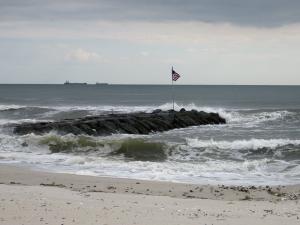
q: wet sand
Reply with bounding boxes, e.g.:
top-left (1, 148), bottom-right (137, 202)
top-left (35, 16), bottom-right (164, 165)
top-left (0, 164), bottom-right (300, 225)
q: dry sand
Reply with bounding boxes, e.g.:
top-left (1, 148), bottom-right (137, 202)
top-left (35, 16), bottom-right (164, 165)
top-left (0, 164), bottom-right (300, 225)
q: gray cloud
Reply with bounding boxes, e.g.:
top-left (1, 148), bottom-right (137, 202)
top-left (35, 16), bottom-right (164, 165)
top-left (0, 0), bottom-right (300, 27)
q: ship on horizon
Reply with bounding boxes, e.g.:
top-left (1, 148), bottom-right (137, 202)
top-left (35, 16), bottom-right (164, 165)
top-left (64, 81), bottom-right (109, 85)
top-left (95, 82), bottom-right (109, 85)
top-left (64, 80), bottom-right (87, 85)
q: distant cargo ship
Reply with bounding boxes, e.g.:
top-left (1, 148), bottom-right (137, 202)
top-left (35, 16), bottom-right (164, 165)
top-left (64, 81), bottom-right (87, 85)
top-left (95, 82), bottom-right (109, 85)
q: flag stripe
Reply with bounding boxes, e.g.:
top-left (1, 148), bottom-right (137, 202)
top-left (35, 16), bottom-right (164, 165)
top-left (172, 69), bottom-right (181, 81)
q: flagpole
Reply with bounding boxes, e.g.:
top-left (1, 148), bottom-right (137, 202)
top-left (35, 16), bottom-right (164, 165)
top-left (172, 66), bottom-right (174, 111)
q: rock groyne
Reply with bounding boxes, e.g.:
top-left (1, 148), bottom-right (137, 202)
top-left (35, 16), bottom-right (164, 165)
top-left (14, 109), bottom-right (226, 136)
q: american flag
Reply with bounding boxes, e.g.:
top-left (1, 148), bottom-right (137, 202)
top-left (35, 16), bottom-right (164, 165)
top-left (172, 69), bottom-right (181, 81)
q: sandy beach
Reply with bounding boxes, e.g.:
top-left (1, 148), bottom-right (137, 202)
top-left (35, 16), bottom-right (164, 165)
top-left (1, 0), bottom-right (300, 224)
top-left (0, 164), bottom-right (299, 225)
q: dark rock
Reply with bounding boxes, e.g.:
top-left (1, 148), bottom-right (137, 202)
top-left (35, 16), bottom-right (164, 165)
top-left (13, 110), bottom-right (226, 136)
top-left (21, 142), bottom-right (28, 147)
top-left (152, 109), bottom-right (162, 114)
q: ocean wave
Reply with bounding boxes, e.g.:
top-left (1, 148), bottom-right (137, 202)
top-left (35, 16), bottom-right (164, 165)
top-left (36, 135), bottom-right (167, 162)
top-left (157, 102), bottom-right (234, 120)
top-left (33, 157), bottom-right (300, 185)
top-left (1, 133), bottom-right (300, 185)
top-left (156, 102), bottom-right (296, 125)
top-left (229, 110), bottom-right (295, 126)
top-left (0, 102), bottom-right (231, 116)
top-left (0, 104), bottom-right (26, 111)
top-left (0, 104), bottom-right (158, 121)
top-left (186, 138), bottom-right (300, 150)
top-left (0, 133), bottom-right (168, 162)
top-left (0, 102), bottom-right (296, 126)
top-left (2, 150), bottom-right (298, 185)
top-left (0, 118), bottom-right (52, 126)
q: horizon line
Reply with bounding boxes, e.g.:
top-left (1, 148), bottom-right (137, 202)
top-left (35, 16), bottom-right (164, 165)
top-left (0, 83), bottom-right (300, 86)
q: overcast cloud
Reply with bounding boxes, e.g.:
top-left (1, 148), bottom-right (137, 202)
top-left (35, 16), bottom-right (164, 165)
top-left (0, 1), bottom-right (300, 84)
top-left (1, 0), bottom-right (300, 27)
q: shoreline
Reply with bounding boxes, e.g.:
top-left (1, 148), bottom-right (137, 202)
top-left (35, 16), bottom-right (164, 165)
top-left (1, 164), bottom-right (300, 201)
top-left (0, 164), bottom-right (300, 225)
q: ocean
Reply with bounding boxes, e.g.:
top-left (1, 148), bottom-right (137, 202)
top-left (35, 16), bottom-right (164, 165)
top-left (0, 84), bottom-right (300, 185)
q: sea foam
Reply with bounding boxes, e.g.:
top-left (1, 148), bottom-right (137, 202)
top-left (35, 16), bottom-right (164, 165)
top-left (186, 138), bottom-right (300, 150)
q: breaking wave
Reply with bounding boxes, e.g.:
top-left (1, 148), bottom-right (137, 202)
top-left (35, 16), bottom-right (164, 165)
top-left (1, 132), bottom-right (300, 184)
top-left (0, 102), bottom-right (297, 127)
top-left (0, 104), bottom-right (26, 111)
top-left (186, 138), bottom-right (300, 150)
top-left (0, 119), bottom-right (51, 126)
top-left (155, 103), bottom-right (296, 125)
top-left (0, 100), bottom-right (299, 185)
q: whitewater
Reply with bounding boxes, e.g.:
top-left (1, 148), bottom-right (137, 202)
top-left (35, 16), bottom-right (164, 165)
top-left (0, 84), bottom-right (299, 185)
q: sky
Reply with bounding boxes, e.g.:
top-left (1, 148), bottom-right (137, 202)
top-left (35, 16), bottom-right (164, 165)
top-left (0, 0), bottom-right (300, 85)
